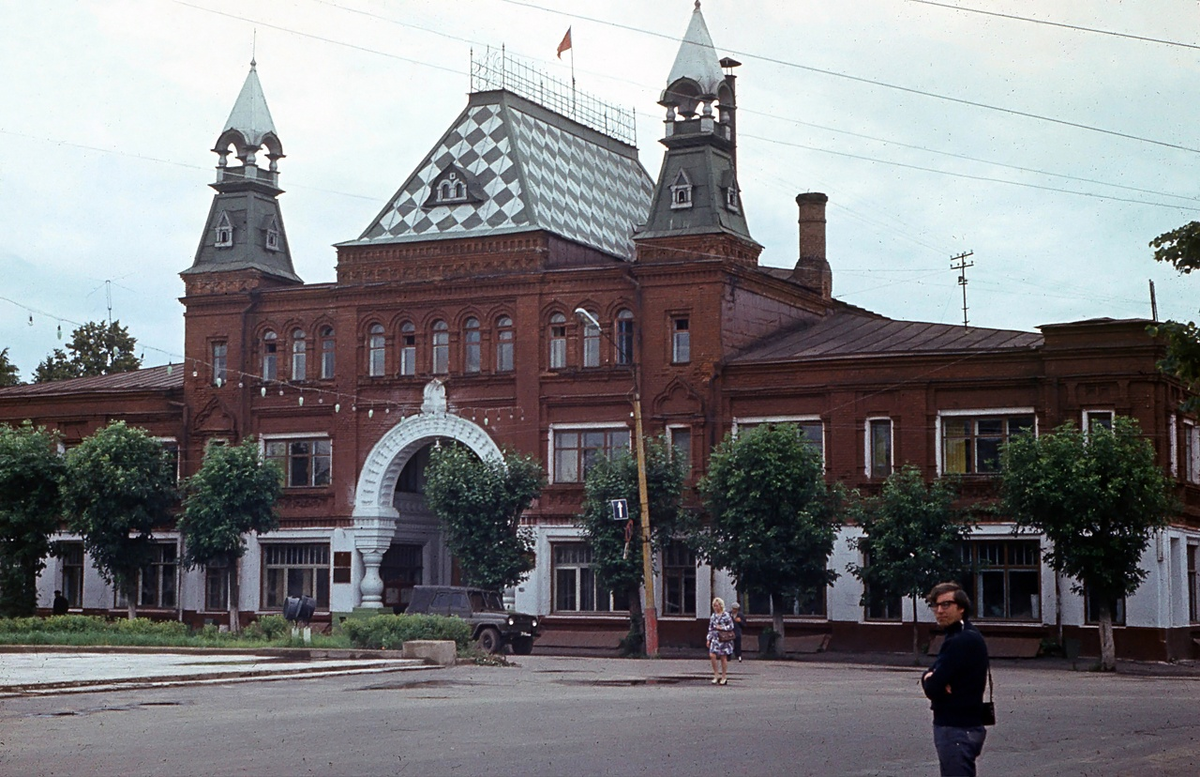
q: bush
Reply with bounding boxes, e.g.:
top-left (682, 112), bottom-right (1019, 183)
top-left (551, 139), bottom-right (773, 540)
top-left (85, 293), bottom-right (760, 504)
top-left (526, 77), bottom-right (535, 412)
top-left (242, 614), bottom-right (290, 641)
top-left (341, 614), bottom-right (472, 651)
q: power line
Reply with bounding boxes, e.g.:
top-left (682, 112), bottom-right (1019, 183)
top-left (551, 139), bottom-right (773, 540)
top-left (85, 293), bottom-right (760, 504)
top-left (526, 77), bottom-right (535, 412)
top-left (905, 0), bottom-right (1200, 52)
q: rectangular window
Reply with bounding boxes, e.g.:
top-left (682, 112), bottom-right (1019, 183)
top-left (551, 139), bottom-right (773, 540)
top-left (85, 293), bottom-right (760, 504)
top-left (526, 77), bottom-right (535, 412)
top-left (941, 414), bottom-right (1035, 475)
top-left (265, 438), bottom-right (332, 488)
top-left (672, 317), bottom-right (690, 363)
top-left (959, 540), bottom-right (1040, 621)
top-left (668, 426), bottom-right (692, 473)
top-left (60, 542), bottom-right (84, 608)
top-left (1189, 544), bottom-right (1199, 624)
top-left (737, 419), bottom-right (824, 464)
top-left (582, 320), bottom-right (600, 368)
top-left (292, 338), bottom-right (306, 381)
top-left (662, 540), bottom-right (696, 616)
top-left (553, 428), bottom-right (631, 483)
top-left (549, 323), bottom-right (567, 369)
top-left (745, 586), bottom-right (826, 618)
top-left (211, 341), bottom-right (227, 386)
top-left (868, 418), bottom-right (892, 479)
top-left (1184, 422), bottom-right (1199, 485)
top-left (552, 543), bottom-right (628, 612)
top-left (205, 564), bottom-right (229, 611)
top-left (400, 334), bottom-right (416, 376)
top-left (320, 329), bottom-right (335, 379)
top-left (115, 543), bottom-right (177, 609)
top-left (262, 543), bottom-right (330, 609)
top-left (496, 335), bottom-right (514, 372)
top-left (1084, 410), bottom-right (1114, 433)
top-left (1084, 584), bottom-right (1126, 626)
top-left (861, 551), bottom-right (902, 620)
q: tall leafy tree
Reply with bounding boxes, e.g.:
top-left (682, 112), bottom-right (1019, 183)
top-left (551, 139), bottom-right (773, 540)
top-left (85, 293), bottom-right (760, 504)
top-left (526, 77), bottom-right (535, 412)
top-left (847, 465), bottom-right (970, 662)
top-left (0, 422), bottom-right (66, 616)
top-left (1001, 417), bottom-right (1173, 671)
top-left (578, 436), bottom-right (686, 653)
top-left (34, 320), bottom-right (141, 383)
top-left (1149, 224), bottom-right (1200, 412)
top-left (0, 347), bottom-right (21, 387)
top-left (424, 444), bottom-right (545, 591)
top-left (179, 438), bottom-right (282, 632)
top-left (61, 422), bottom-right (178, 619)
top-left (697, 423), bottom-right (842, 641)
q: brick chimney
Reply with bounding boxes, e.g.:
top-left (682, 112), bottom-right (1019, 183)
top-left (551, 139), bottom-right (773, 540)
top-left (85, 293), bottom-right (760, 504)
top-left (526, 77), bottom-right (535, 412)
top-left (792, 192), bottom-right (832, 300)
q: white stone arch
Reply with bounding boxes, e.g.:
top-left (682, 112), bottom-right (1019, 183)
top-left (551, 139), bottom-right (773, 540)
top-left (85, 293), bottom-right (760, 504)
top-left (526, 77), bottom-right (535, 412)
top-left (351, 405), bottom-right (501, 608)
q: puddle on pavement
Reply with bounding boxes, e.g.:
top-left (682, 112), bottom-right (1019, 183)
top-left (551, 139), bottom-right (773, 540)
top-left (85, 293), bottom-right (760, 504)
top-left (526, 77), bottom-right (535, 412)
top-left (357, 679), bottom-right (464, 691)
top-left (557, 675), bottom-right (702, 687)
top-left (30, 700), bottom-right (187, 718)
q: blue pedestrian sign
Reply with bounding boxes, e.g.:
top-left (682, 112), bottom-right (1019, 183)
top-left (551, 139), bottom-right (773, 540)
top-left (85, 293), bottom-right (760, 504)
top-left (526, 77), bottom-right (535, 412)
top-left (610, 498), bottom-right (629, 521)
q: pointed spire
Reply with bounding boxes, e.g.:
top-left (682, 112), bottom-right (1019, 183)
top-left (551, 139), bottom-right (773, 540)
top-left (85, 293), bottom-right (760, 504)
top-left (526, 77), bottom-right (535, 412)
top-left (661, 1), bottom-right (725, 106)
top-left (222, 59), bottom-right (277, 152)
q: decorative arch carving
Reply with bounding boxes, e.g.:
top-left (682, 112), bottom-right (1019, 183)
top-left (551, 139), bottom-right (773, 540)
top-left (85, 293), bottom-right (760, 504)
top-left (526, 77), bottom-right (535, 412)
top-left (652, 375), bottom-right (704, 418)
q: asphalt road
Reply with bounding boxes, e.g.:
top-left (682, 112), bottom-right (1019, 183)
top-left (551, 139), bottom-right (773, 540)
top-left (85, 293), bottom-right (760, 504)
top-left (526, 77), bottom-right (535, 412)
top-left (0, 655), bottom-right (1196, 776)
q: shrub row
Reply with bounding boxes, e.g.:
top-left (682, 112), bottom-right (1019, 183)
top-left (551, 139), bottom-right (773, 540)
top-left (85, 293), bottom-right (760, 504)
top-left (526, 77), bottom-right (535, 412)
top-left (340, 614), bottom-right (472, 651)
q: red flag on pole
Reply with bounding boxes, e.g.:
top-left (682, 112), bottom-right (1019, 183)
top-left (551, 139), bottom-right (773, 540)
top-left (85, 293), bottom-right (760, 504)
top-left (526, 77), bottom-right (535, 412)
top-left (557, 27), bottom-right (572, 59)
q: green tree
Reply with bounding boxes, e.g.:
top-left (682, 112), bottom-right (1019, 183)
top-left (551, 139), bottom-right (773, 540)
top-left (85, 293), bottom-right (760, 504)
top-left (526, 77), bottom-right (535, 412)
top-left (847, 465), bottom-right (970, 662)
top-left (0, 347), bottom-right (21, 386)
top-left (578, 436), bottom-right (686, 654)
top-left (1149, 224), bottom-right (1200, 412)
top-left (179, 438), bottom-right (282, 632)
top-left (424, 444), bottom-right (545, 591)
top-left (1001, 417), bottom-right (1173, 671)
top-left (61, 421), bottom-right (178, 619)
top-left (0, 422), bottom-right (66, 616)
top-left (697, 423), bottom-right (842, 641)
top-left (33, 320), bottom-right (141, 383)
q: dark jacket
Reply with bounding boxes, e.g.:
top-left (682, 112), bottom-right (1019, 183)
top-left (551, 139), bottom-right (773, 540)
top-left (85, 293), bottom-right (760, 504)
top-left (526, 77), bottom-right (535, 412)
top-left (921, 619), bottom-right (989, 727)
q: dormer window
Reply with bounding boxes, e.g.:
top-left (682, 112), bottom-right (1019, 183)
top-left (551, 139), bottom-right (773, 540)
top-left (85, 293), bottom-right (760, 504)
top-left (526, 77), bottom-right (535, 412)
top-left (264, 216), bottom-right (281, 252)
top-left (215, 212), bottom-right (233, 247)
top-left (670, 170), bottom-right (693, 210)
top-left (437, 174), bottom-right (467, 203)
top-left (725, 183), bottom-right (740, 212)
top-left (424, 164), bottom-right (483, 209)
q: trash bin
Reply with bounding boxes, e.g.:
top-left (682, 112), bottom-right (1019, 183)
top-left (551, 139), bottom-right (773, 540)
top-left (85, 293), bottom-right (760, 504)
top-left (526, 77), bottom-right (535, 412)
top-left (283, 595), bottom-right (316, 624)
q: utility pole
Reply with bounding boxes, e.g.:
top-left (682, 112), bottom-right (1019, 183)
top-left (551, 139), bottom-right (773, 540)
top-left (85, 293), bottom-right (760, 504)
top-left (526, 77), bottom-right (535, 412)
top-left (951, 251), bottom-right (974, 329)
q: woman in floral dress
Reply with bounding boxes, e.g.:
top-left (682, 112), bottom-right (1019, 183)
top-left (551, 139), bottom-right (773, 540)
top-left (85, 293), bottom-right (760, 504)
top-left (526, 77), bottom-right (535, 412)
top-left (707, 597), bottom-right (735, 685)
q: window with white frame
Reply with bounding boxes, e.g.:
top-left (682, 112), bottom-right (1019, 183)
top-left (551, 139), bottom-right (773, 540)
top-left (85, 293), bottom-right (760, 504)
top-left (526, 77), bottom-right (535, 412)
top-left (265, 218), bottom-right (281, 251)
top-left (261, 330), bottom-right (278, 381)
top-left (367, 324), bottom-right (386, 377)
top-left (670, 170), bottom-right (693, 209)
top-left (399, 322), bottom-right (416, 376)
top-left (744, 586), bottom-right (826, 618)
top-left (662, 540), bottom-right (696, 616)
top-left (668, 425), bottom-right (692, 473)
top-left (114, 542), bottom-right (177, 609)
top-left (431, 320), bottom-right (449, 374)
top-left (553, 427), bottom-right (631, 483)
top-left (552, 542), bottom-right (628, 612)
top-left (959, 540), bottom-right (1040, 621)
top-left (1083, 410), bottom-right (1114, 433)
top-left (616, 309), bottom-right (634, 366)
top-left (211, 341), bottom-right (227, 386)
top-left (495, 316), bottom-right (514, 372)
top-left (736, 418), bottom-right (824, 463)
top-left (265, 437), bottom-right (331, 488)
top-left (464, 317), bottom-right (481, 373)
top-left (867, 418), bottom-right (892, 479)
top-left (672, 317), bottom-right (690, 363)
top-left (215, 211), bottom-right (233, 247)
top-left (319, 326), bottom-right (335, 379)
top-left (581, 311), bottom-right (600, 367)
top-left (262, 543), bottom-right (330, 609)
top-left (940, 412), bottom-right (1035, 475)
top-left (291, 328), bottom-right (306, 381)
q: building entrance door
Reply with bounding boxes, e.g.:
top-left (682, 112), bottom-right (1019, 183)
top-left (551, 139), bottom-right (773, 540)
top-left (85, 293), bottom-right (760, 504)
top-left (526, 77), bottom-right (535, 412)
top-left (381, 543), bottom-right (423, 613)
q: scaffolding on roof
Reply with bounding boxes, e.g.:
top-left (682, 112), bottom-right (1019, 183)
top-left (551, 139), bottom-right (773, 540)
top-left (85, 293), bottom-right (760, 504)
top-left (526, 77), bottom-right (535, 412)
top-left (470, 46), bottom-right (637, 148)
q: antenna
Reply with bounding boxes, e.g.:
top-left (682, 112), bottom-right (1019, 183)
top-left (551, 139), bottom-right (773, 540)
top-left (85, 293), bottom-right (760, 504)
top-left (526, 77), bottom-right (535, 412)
top-left (1149, 279), bottom-right (1159, 322)
top-left (105, 279), bottom-right (113, 325)
top-left (951, 251), bottom-right (974, 329)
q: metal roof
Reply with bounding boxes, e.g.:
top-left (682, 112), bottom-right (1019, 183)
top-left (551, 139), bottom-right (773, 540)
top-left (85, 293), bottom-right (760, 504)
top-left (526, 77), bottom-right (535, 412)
top-left (221, 61), bottom-right (277, 151)
top-left (0, 365), bottom-right (183, 399)
top-left (346, 90), bottom-right (654, 260)
top-left (730, 304), bottom-right (1043, 364)
top-left (665, 3), bottom-right (726, 99)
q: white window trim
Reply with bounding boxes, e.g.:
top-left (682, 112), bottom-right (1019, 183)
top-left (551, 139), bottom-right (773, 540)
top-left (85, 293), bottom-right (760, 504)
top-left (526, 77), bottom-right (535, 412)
top-left (547, 422), bottom-right (632, 484)
top-left (935, 407), bottom-right (1037, 476)
top-left (1185, 420), bottom-right (1199, 484)
top-left (732, 414), bottom-right (825, 468)
top-left (666, 424), bottom-right (692, 470)
top-left (1170, 413), bottom-right (1178, 478)
top-left (863, 416), bottom-right (893, 478)
top-left (1082, 409), bottom-right (1114, 432)
top-left (153, 436), bottom-right (180, 481)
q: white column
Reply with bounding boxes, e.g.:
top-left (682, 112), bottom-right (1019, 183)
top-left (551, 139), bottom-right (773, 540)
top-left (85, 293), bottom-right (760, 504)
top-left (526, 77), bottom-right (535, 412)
top-left (354, 516), bottom-right (396, 609)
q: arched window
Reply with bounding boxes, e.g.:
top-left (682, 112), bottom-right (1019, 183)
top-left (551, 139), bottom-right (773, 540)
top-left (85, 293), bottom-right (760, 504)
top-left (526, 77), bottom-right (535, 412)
top-left (670, 170), bottom-right (693, 209)
top-left (215, 212), bottom-right (233, 247)
top-left (261, 330), bottom-right (278, 381)
top-left (616, 309), bottom-right (634, 366)
top-left (549, 313), bottom-right (567, 369)
top-left (291, 328), bottom-right (306, 381)
top-left (319, 326), bottom-right (335, 379)
top-left (368, 324), bottom-right (386, 377)
top-left (582, 310), bottom-right (600, 368)
top-left (495, 316), bottom-right (514, 372)
top-left (399, 322), bottom-right (416, 376)
top-left (464, 317), bottom-right (481, 373)
top-left (432, 320), bottom-right (449, 374)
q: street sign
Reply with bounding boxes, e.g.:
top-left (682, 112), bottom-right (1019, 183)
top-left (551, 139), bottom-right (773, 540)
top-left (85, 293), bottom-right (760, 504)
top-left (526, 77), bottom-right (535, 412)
top-left (610, 498), bottom-right (629, 521)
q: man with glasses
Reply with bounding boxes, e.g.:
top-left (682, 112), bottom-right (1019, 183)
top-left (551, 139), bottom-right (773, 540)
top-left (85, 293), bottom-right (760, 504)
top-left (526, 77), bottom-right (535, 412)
top-left (921, 582), bottom-right (989, 776)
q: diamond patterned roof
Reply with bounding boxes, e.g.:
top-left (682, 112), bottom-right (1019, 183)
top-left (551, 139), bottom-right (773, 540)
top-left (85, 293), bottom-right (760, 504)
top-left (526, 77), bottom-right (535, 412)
top-left (348, 91), bottom-right (653, 260)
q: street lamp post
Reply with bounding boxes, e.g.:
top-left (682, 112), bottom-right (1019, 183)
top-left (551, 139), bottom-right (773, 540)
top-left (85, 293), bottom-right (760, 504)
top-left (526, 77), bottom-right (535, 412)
top-left (576, 308), bottom-right (659, 657)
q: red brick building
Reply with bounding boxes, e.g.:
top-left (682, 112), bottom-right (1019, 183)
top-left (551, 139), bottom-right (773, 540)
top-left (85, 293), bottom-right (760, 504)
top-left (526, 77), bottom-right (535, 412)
top-left (4, 5), bottom-right (1198, 660)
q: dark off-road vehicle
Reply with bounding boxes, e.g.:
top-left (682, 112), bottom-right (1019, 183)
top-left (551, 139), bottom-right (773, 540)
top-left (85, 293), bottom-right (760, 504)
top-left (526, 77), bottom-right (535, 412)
top-left (404, 585), bottom-right (540, 654)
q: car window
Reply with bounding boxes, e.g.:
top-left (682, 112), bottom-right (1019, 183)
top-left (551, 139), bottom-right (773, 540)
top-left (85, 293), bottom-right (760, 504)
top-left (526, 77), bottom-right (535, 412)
top-left (483, 592), bottom-right (504, 611)
top-left (450, 592), bottom-right (470, 613)
top-left (430, 591), bottom-right (452, 614)
top-left (469, 592), bottom-right (485, 611)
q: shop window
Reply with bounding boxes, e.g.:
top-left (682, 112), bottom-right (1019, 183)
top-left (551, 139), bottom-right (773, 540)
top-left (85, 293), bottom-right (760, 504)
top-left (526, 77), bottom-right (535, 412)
top-left (265, 438), bottom-right (332, 488)
top-left (552, 542), bottom-right (628, 612)
top-left (941, 413), bottom-right (1035, 475)
top-left (291, 328), bottom-right (306, 381)
top-left (495, 316), bottom-right (514, 372)
top-left (1084, 584), bottom-right (1126, 626)
top-left (549, 313), bottom-right (567, 369)
top-left (400, 322), bottom-right (416, 376)
top-left (431, 320), bottom-right (449, 374)
top-left (959, 540), bottom-right (1040, 621)
top-left (262, 543), bottom-right (330, 609)
top-left (464, 317), bottom-right (481, 373)
top-left (745, 586), bottom-right (826, 618)
top-left (367, 324), bottom-right (386, 377)
top-left (115, 543), bottom-right (177, 609)
top-left (319, 326), bottom-right (335, 379)
top-left (553, 427), bottom-right (631, 483)
top-left (662, 540), bottom-right (696, 616)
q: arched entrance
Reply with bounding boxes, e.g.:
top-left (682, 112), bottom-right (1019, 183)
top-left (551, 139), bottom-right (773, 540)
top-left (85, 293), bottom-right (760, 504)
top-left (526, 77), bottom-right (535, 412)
top-left (351, 384), bottom-right (501, 609)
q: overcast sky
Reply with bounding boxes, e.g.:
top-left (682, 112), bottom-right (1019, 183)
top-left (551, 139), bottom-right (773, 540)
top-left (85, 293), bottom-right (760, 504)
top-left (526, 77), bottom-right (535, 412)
top-left (2, 0), bottom-right (1198, 380)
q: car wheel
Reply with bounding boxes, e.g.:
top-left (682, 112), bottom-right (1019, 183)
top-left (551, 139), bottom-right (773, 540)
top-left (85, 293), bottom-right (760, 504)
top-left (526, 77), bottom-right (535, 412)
top-left (477, 626), bottom-right (502, 654)
top-left (511, 636), bottom-right (534, 655)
